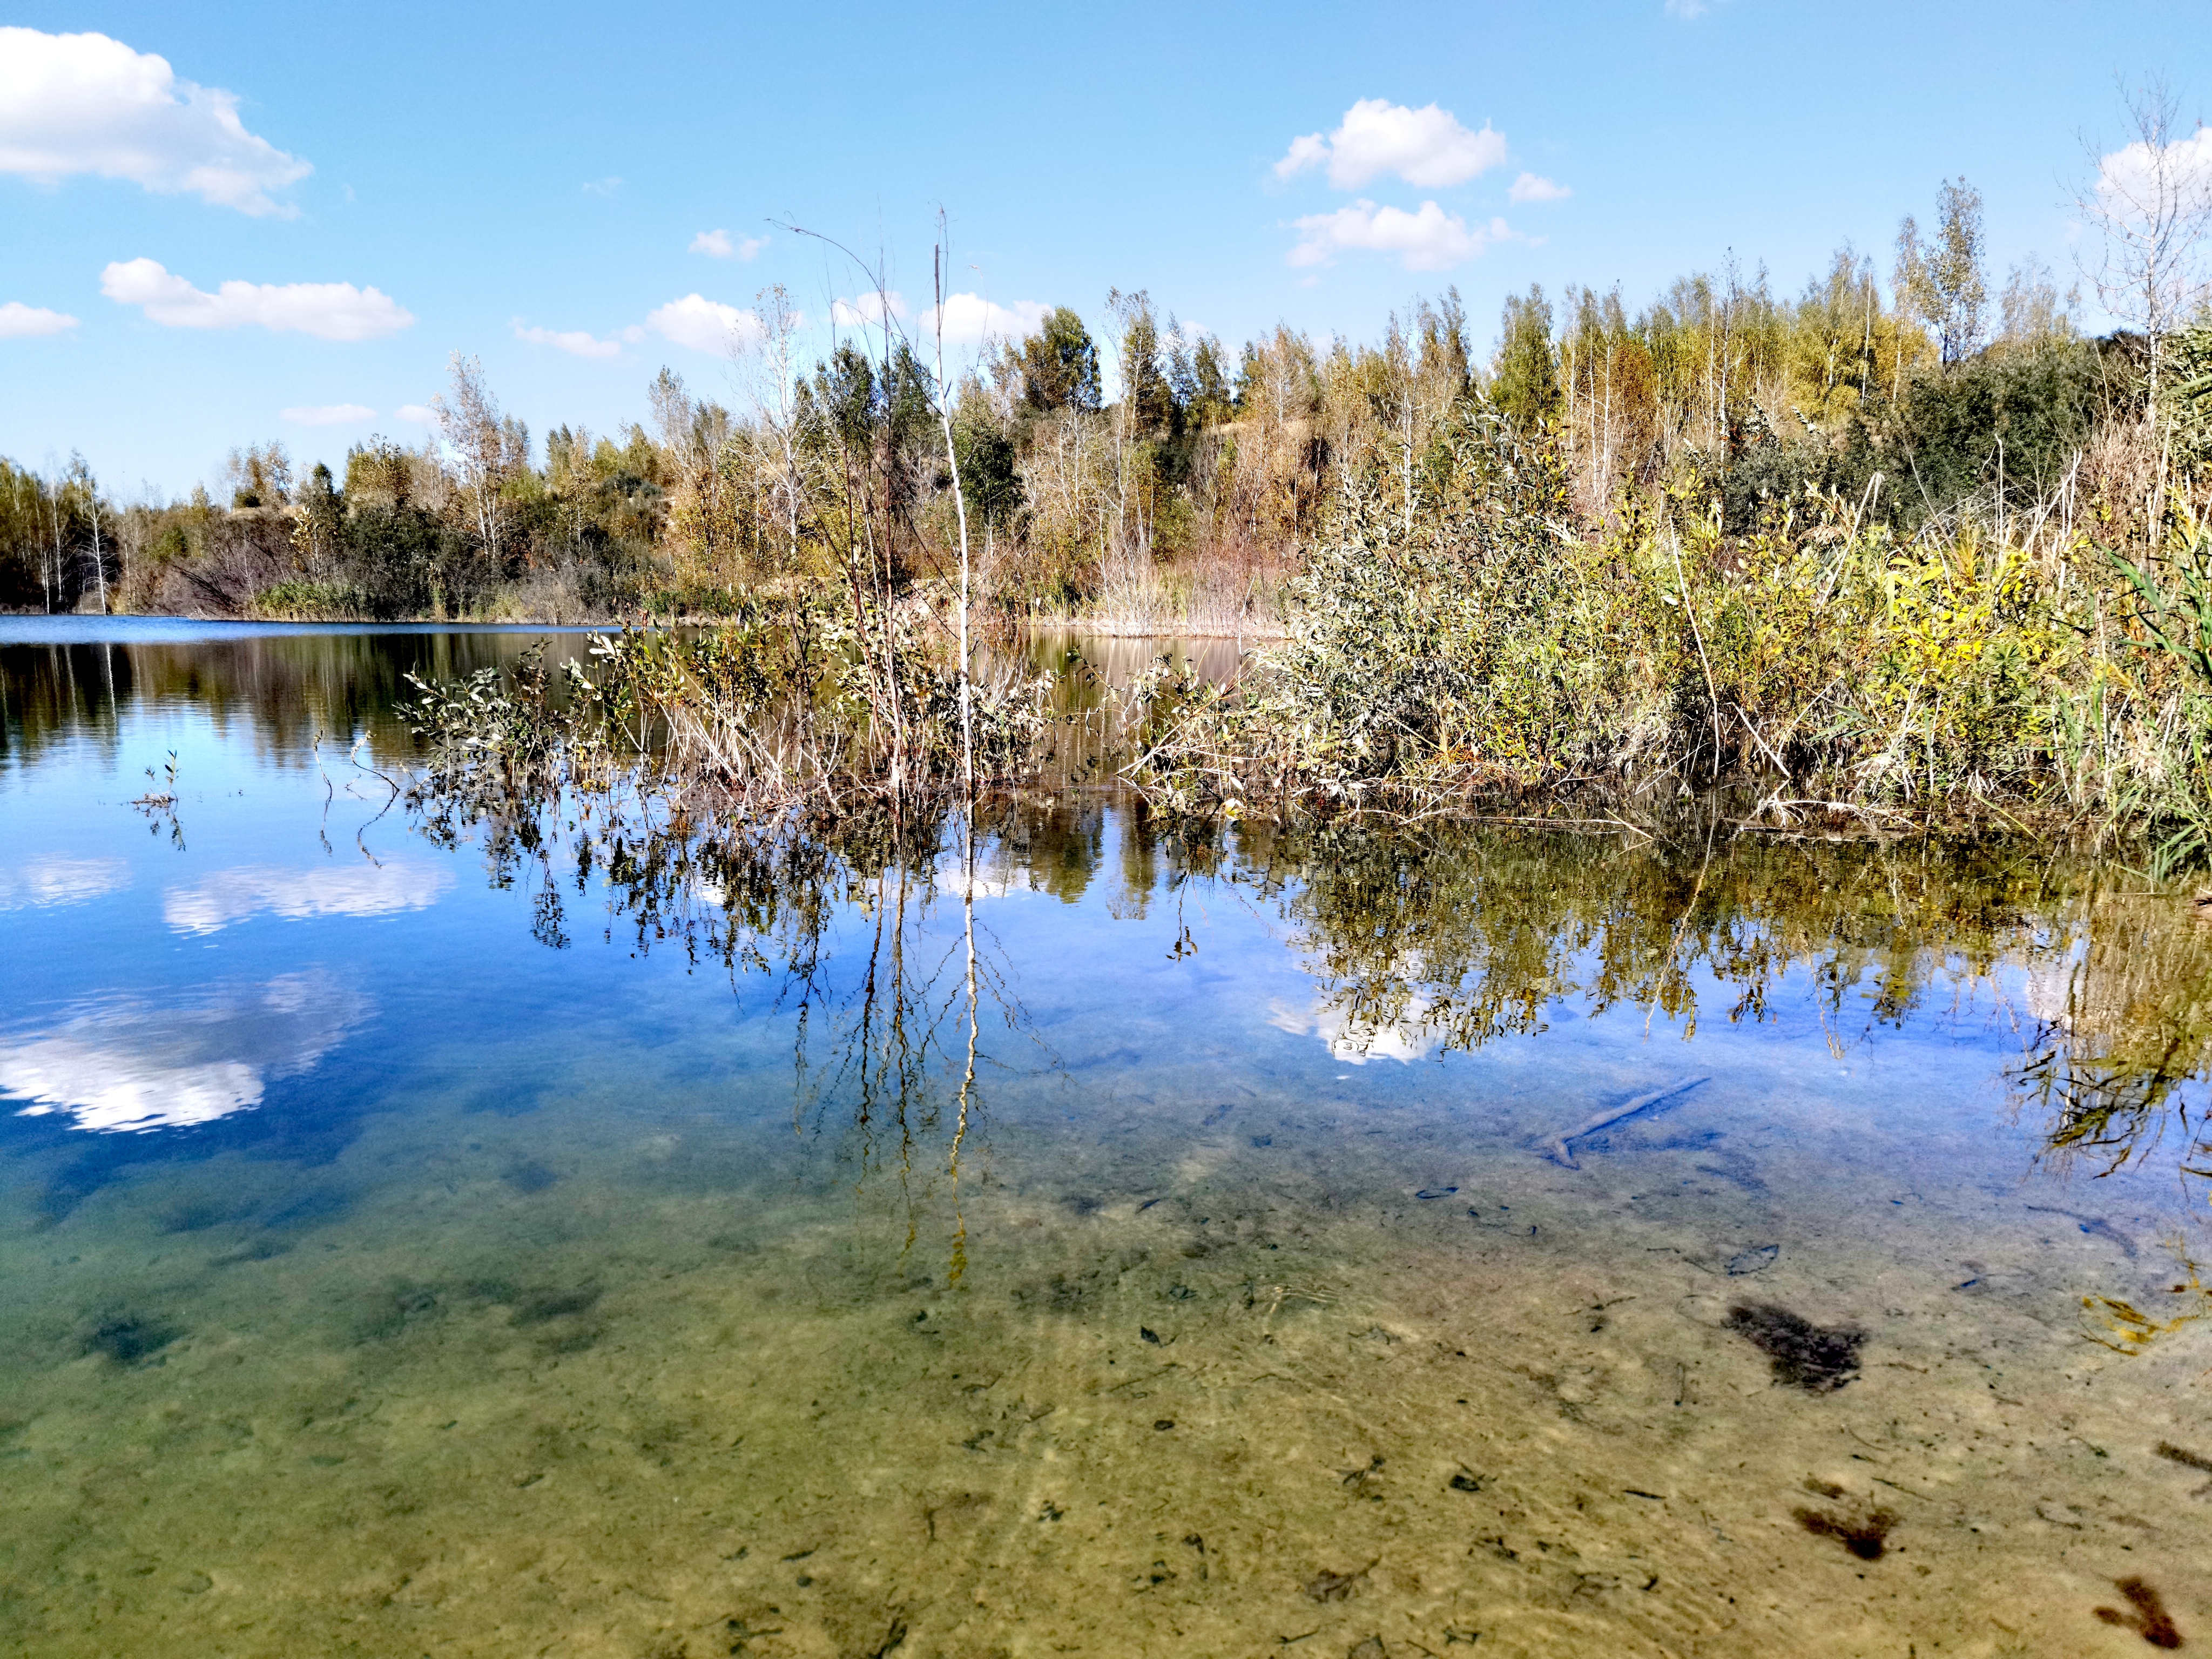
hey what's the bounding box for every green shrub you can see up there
[249,581,375,621]
[1137,395,2208,859]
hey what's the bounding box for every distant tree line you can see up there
[6,147,2210,625]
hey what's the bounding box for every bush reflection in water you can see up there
[401,677,2212,1246]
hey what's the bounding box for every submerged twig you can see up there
[1546,1077,1713,1169]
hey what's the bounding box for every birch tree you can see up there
[70,454,107,612]
[1895,179,1989,366]
[2076,77,2212,401]
[431,353,511,568]
[740,285,808,570]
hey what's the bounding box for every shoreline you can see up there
[1,606,1288,641]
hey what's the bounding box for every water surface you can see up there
[3,620,2210,1657]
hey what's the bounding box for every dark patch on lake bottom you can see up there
[1723,1302,1866,1392]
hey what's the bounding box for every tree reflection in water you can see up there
[402,703,2212,1245]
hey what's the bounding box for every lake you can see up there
[2,618,2209,1656]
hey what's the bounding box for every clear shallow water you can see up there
[3,625,2211,1656]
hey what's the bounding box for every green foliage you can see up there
[225,440,293,509]
[1692,339,2110,537]
[1014,308,1102,416]
[2163,314,2212,477]
[641,581,749,619]
[2107,510,2212,872]
[952,400,1024,532]
[1884,340,2107,520]
[2115,515,2212,693]
[249,580,375,620]
[402,647,579,834]
[1141,404,1597,812]
[1112,291,1177,438]
[0,452,111,611]
[343,437,419,507]
[1894,178,1989,365]
[1491,286,1562,437]
[408,595,1058,831]
[1179,334,1235,428]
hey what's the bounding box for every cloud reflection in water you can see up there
[1267,994,1442,1064]
[0,855,132,911]
[0,970,368,1132]
[164,861,451,934]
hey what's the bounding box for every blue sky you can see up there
[0,1,2198,496]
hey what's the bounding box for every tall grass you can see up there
[403,598,1058,832]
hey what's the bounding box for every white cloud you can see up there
[281,403,375,426]
[0,855,129,909]
[163,861,451,935]
[0,26,310,216]
[582,176,622,196]
[1287,200,1514,272]
[395,403,435,424]
[644,293,765,353]
[1509,171,1570,204]
[2097,126,2212,217]
[926,292,1049,347]
[102,258,414,341]
[692,228,768,260]
[514,321,623,360]
[1274,98,1507,190]
[1664,0,1714,16]
[0,301,79,338]
[0,970,366,1133]
[1276,132,1329,180]
[830,289,911,328]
